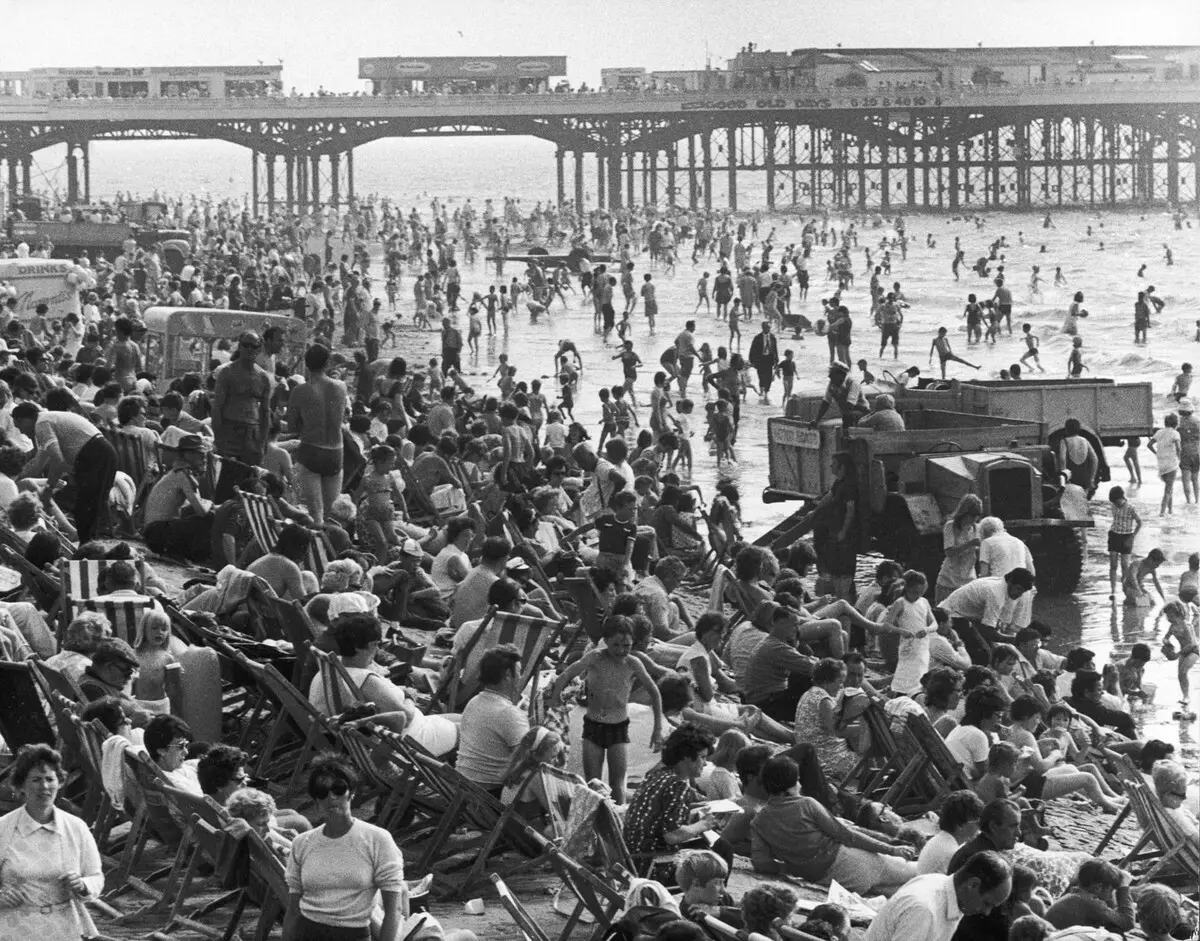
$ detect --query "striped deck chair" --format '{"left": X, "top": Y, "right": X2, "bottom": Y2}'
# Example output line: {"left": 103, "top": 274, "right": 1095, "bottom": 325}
{"left": 107, "top": 427, "right": 160, "bottom": 533}
{"left": 243, "top": 828, "right": 291, "bottom": 941}
{"left": 243, "top": 656, "right": 337, "bottom": 793}
{"left": 447, "top": 606, "right": 567, "bottom": 710}
{"left": 560, "top": 573, "right": 606, "bottom": 650}
{"left": 236, "top": 487, "right": 333, "bottom": 585}
{"left": 396, "top": 459, "right": 441, "bottom": 524}
{"left": 521, "top": 823, "right": 631, "bottom": 941}
{"left": 58, "top": 557, "right": 148, "bottom": 638}
{"left": 501, "top": 509, "right": 563, "bottom": 618}
{"left": 1094, "top": 754, "right": 1143, "bottom": 855}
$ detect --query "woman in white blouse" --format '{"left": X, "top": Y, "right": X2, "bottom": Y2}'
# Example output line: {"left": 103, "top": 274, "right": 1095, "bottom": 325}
{"left": 0, "top": 744, "right": 104, "bottom": 937}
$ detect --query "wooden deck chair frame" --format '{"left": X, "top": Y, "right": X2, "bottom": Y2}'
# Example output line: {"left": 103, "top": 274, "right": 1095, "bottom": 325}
{"left": 490, "top": 873, "right": 553, "bottom": 941}
{"left": 154, "top": 786, "right": 246, "bottom": 940}
{"left": 192, "top": 626, "right": 279, "bottom": 755}
{"left": 709, "top": 563, "right": 754, "bottom": 627}
{"left": 841, "top": 700, "right": 905, "bottom": 797}
{"left": 70, "top": 716, "right": 130, "bottom": 863}
{"left": 263, "top": 595, "right": 317, "bottom": 687}
{"left": 881, "top": 712, "right": 971, "bottom": 816}
{"left": 106, "top": 751, "right": 184, "bottom": 912}
{"left": 243, "top": 827, "right": 291, "bottom": 941}
{"left": 338, "top": 725, "right": 445, "bottom": 839}
{"left": 501, "top": 508, "right": 564, "bottom": 618}
{"left": 396, "top": 458, "right": 441, "bottom": 524}
{"left": 236, "top": 485, "right": 334, "bottom": 583}
{"left": 401, "top": 744, "right": 537, "bottom": 897}
{"left": 247, "top": 657, "right": 337, "bottom": 793}
{"left": 775, "top": 922, "right": 831, "bottom": 941}
{"left": 558, "top": 572, "right": 607, "bottom": 658}
{"left": 530, "top": 829, "right": 629, "bottom": 941}
{"left": 1094, "top": 754, "right": 1143, "bottom": 856}
{"left": 107, "top": 427, "right": 161, "bottom": 534}
{"left": 1118, "top": 780, "right": 1200, "bottom": 887}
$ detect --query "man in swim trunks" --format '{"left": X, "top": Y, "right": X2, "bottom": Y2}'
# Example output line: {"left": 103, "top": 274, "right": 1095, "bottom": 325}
{"left": 212, "top": 331, "right": 273, "bottom": 501}
{"left": 287, "top": 344, "right": 349, "bottom": 525}
{"left": 992, "top": 277, "right": 1014, "bottom": 335}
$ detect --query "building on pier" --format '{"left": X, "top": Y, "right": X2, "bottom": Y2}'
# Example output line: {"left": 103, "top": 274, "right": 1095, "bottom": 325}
{"left": 0, "top": 65, "right": 283, "bottom": 100}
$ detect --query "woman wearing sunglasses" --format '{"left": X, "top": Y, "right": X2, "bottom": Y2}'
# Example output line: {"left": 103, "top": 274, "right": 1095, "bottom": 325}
{"left": 283, "top": 754, "right": 405, "bottom": 941}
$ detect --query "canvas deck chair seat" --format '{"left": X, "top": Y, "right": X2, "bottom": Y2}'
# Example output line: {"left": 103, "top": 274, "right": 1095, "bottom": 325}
{"left": 841, "top": 699, "right": 905, "bottom": 797}
{"left": 107, "top": 750, "right": 185, "bottom": 911}
{"left": 237, "top": 486, "right": 333, "bottom": 583}
{"left": 0, "top": 536, "right": 64, "bottom": 620}
{"left": 59, "top": 557, "right": 150, "bottom": 640}
{"left": 106, "top": 427, "right": 161, "bottom": 533}
{"left": 560, "top": 573, "right": 606, "bottom": 654}
{"left": 446, "top": 605, "right": 566, "bottom": 711}
{"left": 241, "top": 654, "right": 337, "bottom": 792}
{"left": 339, "top": 725, "right": 447, "bottom": 838}
{"left": 0, "top": 661, "right": 57, "bottom": 787}
{"left": 397, "top": 458, "right": 444, "bottom": 524}
{"left": 522, "top": 825, "right": 630, "bottom": 941}
{"left": 707, "top": 564, "right": 755, "bottom": 624}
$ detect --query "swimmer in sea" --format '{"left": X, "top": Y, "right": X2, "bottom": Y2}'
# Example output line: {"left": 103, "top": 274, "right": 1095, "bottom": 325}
{"left": 1067, "top": 336, "right": 1089, "bottom": 379}
{"left": 1054, "top": 266, "right": 1067, "bottom": 287}
{"left": 929, "top": 327, "right": 980, "bottom": 380}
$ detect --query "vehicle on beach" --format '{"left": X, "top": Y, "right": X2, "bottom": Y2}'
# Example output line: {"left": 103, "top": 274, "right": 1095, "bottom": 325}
{"left": 762, "top": 406, "right": 1094, "bottom": 594}
{"left": 141, "top": 307, "right": 308, "bottom": 391}
{"left": 890, "top": 376, "right": 1156, "bottom": 482}
{"left": 486, "top": 244, "right": 611, "bottom": 273}
{"left": 0, "top": 257, "right": 85, "bottom": 320}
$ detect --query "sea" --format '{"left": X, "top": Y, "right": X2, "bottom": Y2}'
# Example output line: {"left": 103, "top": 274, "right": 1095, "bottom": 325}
{"left": 78, "top": 136, "right": 1200, "bottom": 779}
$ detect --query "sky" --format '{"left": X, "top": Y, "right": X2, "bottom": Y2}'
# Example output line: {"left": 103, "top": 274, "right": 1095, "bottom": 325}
{"left": 3, "top": 0, "right": 1198, "bottom": 90}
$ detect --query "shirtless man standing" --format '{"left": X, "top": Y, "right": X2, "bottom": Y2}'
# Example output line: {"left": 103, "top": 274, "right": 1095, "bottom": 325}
{"left": 212, "top": 331, "right": 273, "bottom": 501}
{"left": 287, "top": 344, "right": 349, "bottom": 525}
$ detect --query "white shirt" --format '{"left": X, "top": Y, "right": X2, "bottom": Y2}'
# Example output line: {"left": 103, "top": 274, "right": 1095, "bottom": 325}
{"left": 286, "top": 820, "right": 404, "bottom": 928}
{"left": 945, "top": 724, "right": 992, "bottom": 775}
{"left": 864, "top": 873, "right": 963, "bottom": 941}
{"left": 978, "top": 531, "right": 1034, "bottom": 578}
{"left": 456, "top": 689, "right": 529, "bottom": 787}
{"left": 917, "top": 830, "right": 962, "bottom": 875}
{"left": 940, "top": 577, "right": 1022, "bottom": 629}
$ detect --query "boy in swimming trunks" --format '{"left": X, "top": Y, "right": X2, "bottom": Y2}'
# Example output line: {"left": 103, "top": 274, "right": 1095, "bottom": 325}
{"left": 929, "top": 327, "right": 980, "bottom": 380}
{"left": 1019, "top": 323, "right": 1045, "bottom": 373}
{"left": 1107, "top": 486, "right": 1141, "bottom": 599}
{"left": 548, "top": 615, "right": 663, "bottom": 802}
{"left": 1171, "top": 363, "right": 1193, "bottom": 402}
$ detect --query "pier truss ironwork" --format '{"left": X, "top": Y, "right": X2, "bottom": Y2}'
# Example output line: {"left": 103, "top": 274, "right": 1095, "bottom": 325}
{"left": 0, "top": 87, "right": 1195, "bottom": 213}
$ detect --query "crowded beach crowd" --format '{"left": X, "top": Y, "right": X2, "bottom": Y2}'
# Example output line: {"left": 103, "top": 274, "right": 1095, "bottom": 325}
{"left": 0, "top": 190, "right": 1195, "bottom": 941}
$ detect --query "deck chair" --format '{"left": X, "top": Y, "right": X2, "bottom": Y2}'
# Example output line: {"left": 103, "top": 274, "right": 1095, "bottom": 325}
{"left": 1094, "top": 754, "right": 1144, "bottom": 856}
{"left": 108, "top": 427, "right": 161, "bottom": 533}
{"left": 237, "top": 486, "right": 334, "bottom": 584}
{"left": 491, "top": 873, "right": 554, "bottom": 941}
{"left": 244, "top": 655, "right": 337, "bottom": 792}
{"left": 262, "top": 595, "right": 317, "bottom": 688}
{"left": 338, "top": 725, "right": 446, "bottom": 838}
{"left": 107, "top": 750, "right": 184, "bottom": 909}
{"left": 841, "top": 699, "right": 905, "bottom": 797}
{"left": 70, "top": 715, "right": 128, "bottom": 858}
{"left": 0, "top": 539, "right": 64, "bottom": 624}
{"left": 399, "top": 740, "right": 538, "bottom": 897}
{"left": 882, "top": 712, "right": 972, "bottom": 816}
{"left": 774, "top": 923, "right": 831, "bottom": 941}
{"left": 1119, "top": 780, "right": 1200, "bottom": 887}
{"left": 501, "top": 508, "right": 564, "bottom": 618}
{"left": 154, "top": 786, "right": 247, "bottom": 940}
{"left": 0, "top": 660, "right": 57, "bottom": 754}
{"left": 559, "top": 573, "right": 606, "bottom": 652}
{"left": 445, "top": 606, "right": 567, "bottom": 710}
{"left": 707, "top": 564, "right": 754, "bottom": 625}
{"left": 396, "top": 459, "right": 441, "bottom": 524}
{"left": 244, "top": 828, "right": 291, "bottom": 941}
{"left": 527, "top": 828, "right": 630, "bottom": 941}
{"left": 58, "top": 557, "right": 149, "bottom": 641}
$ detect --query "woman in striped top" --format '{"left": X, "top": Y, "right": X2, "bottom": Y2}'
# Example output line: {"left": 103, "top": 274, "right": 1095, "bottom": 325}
{"left": 1107, "top": 486, "right": 1142, "bottom": 599}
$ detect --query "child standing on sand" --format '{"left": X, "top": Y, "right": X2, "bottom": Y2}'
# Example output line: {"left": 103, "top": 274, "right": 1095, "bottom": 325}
{"left": 548, "top": 616, "right": 663, "bottom": 802}
{"left": 1107, "top": 486, "right": 1142, "bottom": 599}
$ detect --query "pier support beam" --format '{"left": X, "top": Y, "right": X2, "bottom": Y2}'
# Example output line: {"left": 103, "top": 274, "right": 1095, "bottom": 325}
{"left": 574, "top": 150, "right": 584, "bottom": 209}
{"left": 311, "top": 154, "right": 320, "bottom": 212}
{"left": 687, "top": 136, "right": 698, "bottom": 210}
{"left": 330, "top": 152, "right": 341, "bottom": 207}
{"left": 346, "top": 149, "right": 355, "bottom": 203}
{"left": 266, "top": 154, "right": 276, "bottom": 216}
{"left": 764, "top": 123, "right": 776, "bottom": 211}
{"left": 81, "top": 141, "right": 90, "bottom": 202}
{"left": 555, "top": 147, "right": 565, "bottom": 206}
{"left": 727, "top": 126, "right": 737, "bottom": 211}
{"left": 66, "top": 145, "right": 79, "bottom": 205}
{"left": 251, "top": 151, "right": 259, "bottom": 215}
{"left": 21, "top": 156, "right": 31, "bottom": 197}
{"left": 666, "top": 145, "right": 676, "bottom": 208}
{"left": 701, "top": 132, "right": 713, "bottom": 211}
{"left": 596, "top": 154, "right": 605, "bottom": 209}
{"left": 626, "top": 151, "right": 635, "bottom": 208}
{"left": 648, "top": 151, "right": 658, "bottom": 206}
{"left": 607, "top": 147, "right": 622, "bottom": 209}
{"left": 285, "top": 154, "right": 295, "bottom": 212}
{"left": 7, "top": 161, "right": 17, "bottom": 200}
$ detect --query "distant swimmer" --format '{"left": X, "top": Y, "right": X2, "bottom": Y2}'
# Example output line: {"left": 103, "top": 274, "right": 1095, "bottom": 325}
{"left": 1062, "top": 291, "right": 1088, "bottom": 335}
{"left": 1054, "top": 266, "right": 1067, "bottom": 287}
{"left": 1137, "top": 264, "right": 1147, "bottom": 278}
{"left": 930, "top": 327, "right": 980, "bottom": 380}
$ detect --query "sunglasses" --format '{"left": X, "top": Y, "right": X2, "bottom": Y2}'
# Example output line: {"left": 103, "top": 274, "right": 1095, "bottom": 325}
{"left": 312, "top": 779, "right": 350, "bottom": 800}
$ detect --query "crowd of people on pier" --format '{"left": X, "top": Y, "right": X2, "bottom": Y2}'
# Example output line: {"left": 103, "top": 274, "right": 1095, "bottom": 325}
{"left": 0, "top": 190, "right": 1195, "bottom": 941}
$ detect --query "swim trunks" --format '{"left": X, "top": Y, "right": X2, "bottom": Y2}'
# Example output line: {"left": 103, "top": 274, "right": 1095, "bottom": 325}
{"left": 297, "top": 442, "right": 343, "bottom": 477}
{"left": 1106, "top": 531, "right": 1135, "bottom": 555}
{"left": 582, "top": 716, "right": 631, "bottom": 749}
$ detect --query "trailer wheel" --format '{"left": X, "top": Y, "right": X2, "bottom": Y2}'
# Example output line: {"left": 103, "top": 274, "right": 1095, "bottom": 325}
{"left": 1032, "top": 529, "right": 1085, "bottom": 595}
